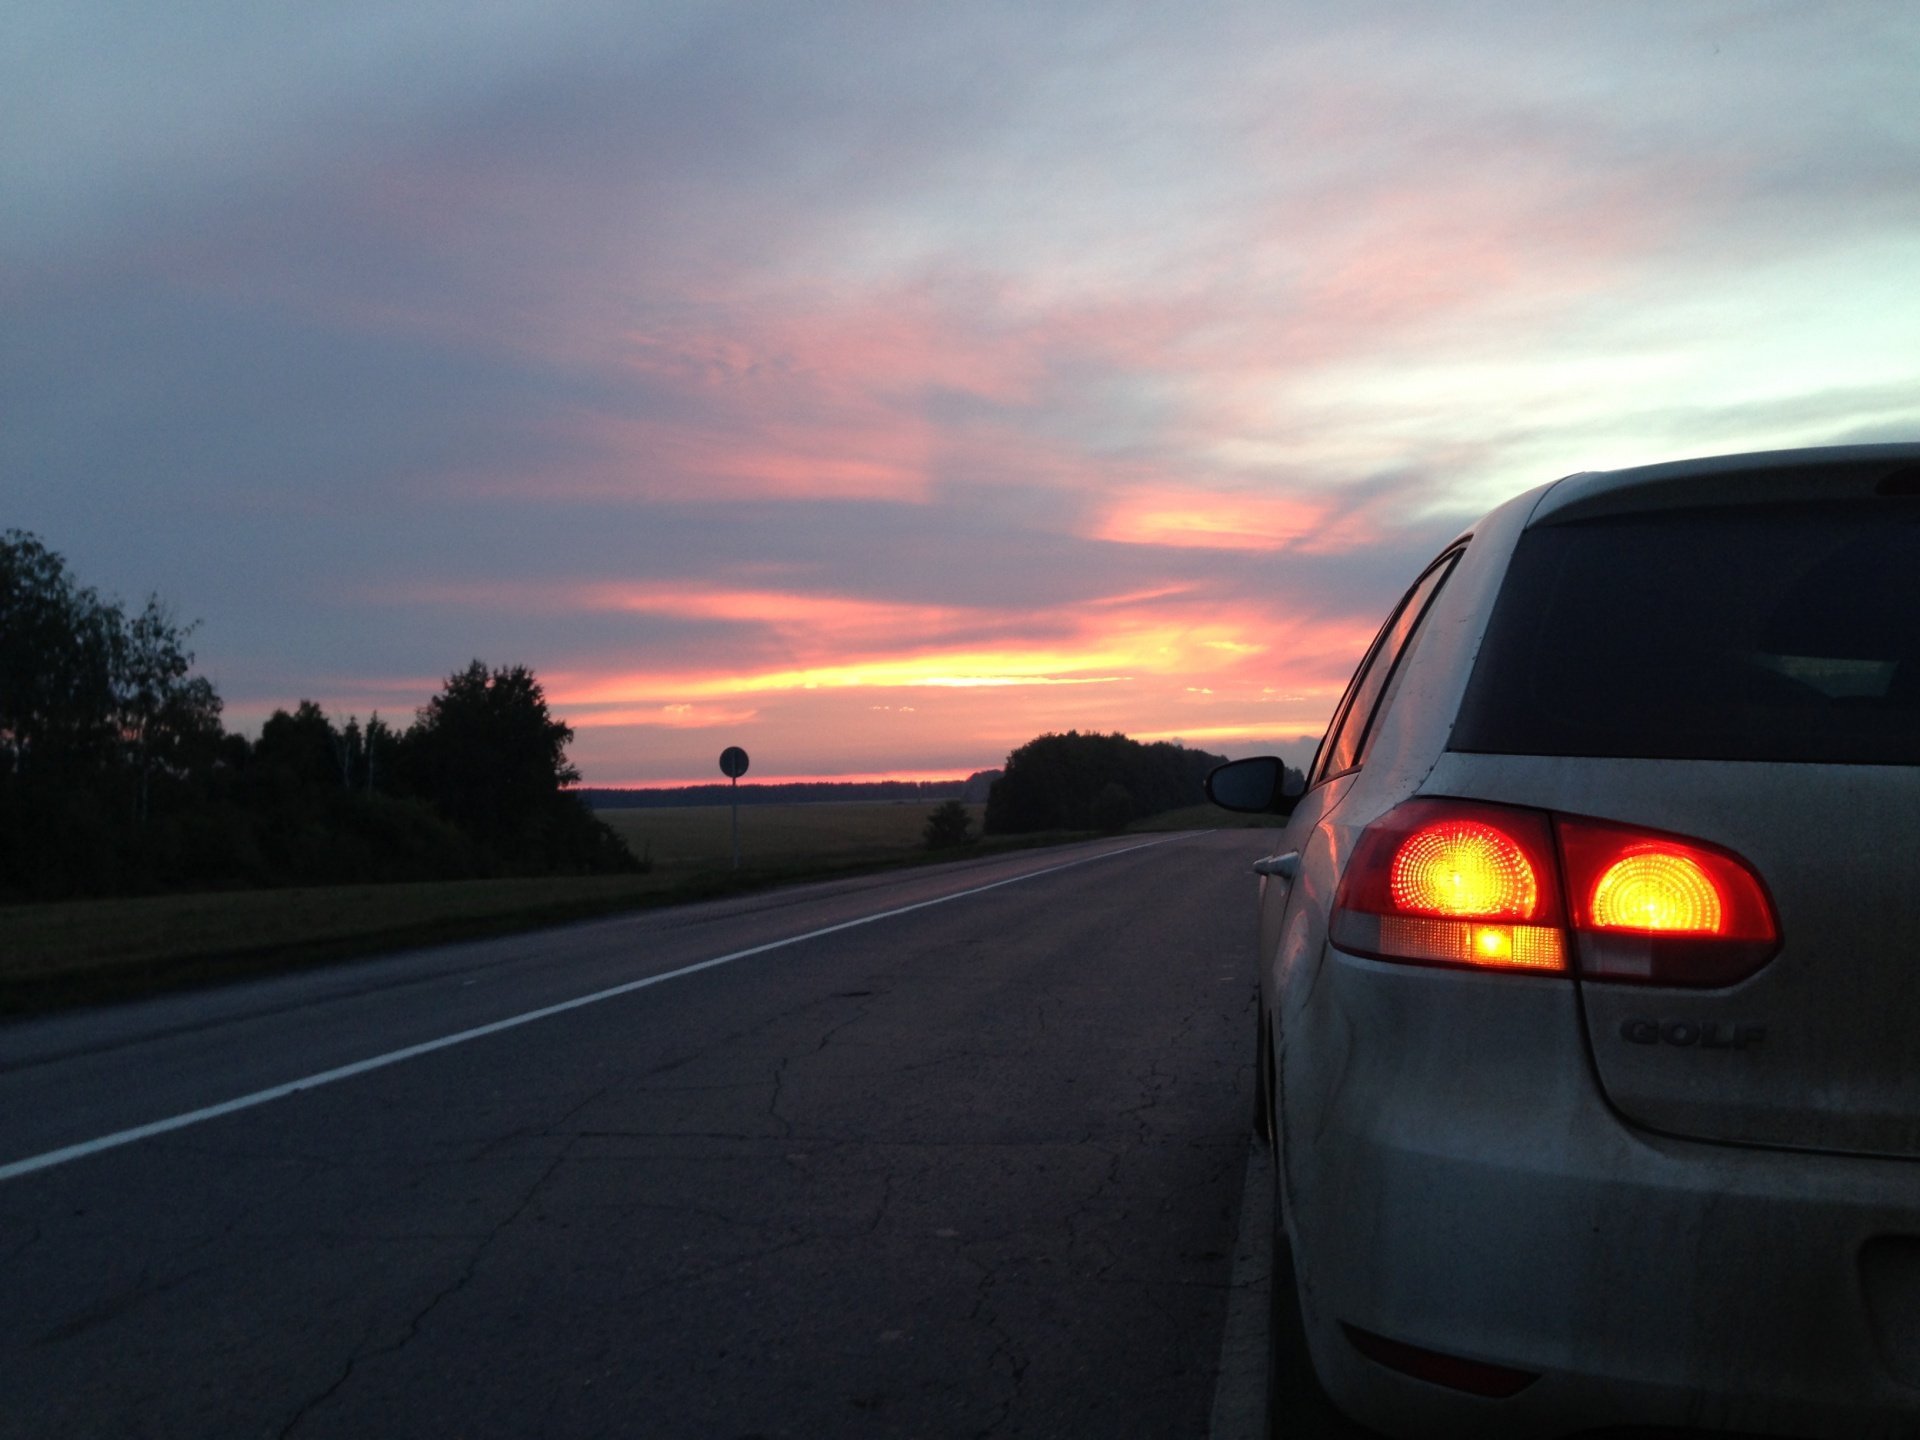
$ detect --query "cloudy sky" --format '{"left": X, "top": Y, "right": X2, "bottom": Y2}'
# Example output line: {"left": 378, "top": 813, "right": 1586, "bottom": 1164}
{"left": 7, "top": 3, "right": 1918, "bottom": 784}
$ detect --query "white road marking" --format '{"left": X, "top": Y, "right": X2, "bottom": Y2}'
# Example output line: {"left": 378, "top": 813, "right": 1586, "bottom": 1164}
{"left": 0, "top": 834, "right": 1197, "bottom": 1185}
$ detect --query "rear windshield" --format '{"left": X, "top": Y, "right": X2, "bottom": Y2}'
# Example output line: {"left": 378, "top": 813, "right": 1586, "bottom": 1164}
{"left": 1451, "top": 501, "right": 1920, "bottom": 765}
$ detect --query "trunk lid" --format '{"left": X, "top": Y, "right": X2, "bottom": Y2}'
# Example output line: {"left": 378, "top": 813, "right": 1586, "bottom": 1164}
{"left": 1424, "top": 752, "right": 1920, "bottom": 1157}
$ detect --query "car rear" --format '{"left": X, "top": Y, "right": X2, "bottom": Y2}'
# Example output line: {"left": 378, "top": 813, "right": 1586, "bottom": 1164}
{"left": 1285, "top": 446, "right": 1920, "bottom": 1436}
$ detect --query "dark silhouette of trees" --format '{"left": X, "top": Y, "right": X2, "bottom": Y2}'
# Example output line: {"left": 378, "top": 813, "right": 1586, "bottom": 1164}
{"left": 923, "top": 798, "right": 974, "bottom": 850}
{"left": 3, "top": 531, "right": 229, "bottom": 893}
{"left": 960, "top": 769, "right": 1001, "bottom": 804}
{"left": 1090, "top": 780, "right": 1136, "bottom": 833}
{"left": 117, "top": 599, "right": 224, "bottom": 821}
{"left": 2, "top": 530, "right": 122, "bottom": 778}
{"left": 399, "top": 662, "right": 575, "bottom": 843}
{"left": 256, "top": 700, "right": 343, "bottom": 790}
{"left": 983, "top": 731, "right": 1227, "bottom": 835}
{"left": 397, "top": 660, "right": 635, "bottom": 874}
{"left": 1, "top": 533, "right": 639, "bottom": 899}
{"left": 228, "top": 697, "right": 483, "bottom": 888}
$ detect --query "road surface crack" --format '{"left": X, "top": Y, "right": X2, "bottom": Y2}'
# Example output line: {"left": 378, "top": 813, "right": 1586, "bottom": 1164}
{"left": 275, "top": 1147, "right": 569, "bottom": 1438}
{"left": 767, "top": 1057, "right": 796, "bottom": 1140}
{"left": 961, "top": 1255, "right": 1029, "bottom": 1438}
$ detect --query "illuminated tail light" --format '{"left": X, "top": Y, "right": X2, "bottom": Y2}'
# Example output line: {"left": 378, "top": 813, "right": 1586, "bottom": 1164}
{"left": 1331, "top": 799, "right": 1780, "bottom": 986}
{"left": 1330, "top": 800, "right": 1569, "bottom": 973}
{"left": 1589, "top": 848, "right": 1721, "bottom": 933}
{"left": 1390, "top": 819, "right": 1538, "bottom": 918}
{"left": 1555, "top": 816, "right": 1778, "bottom": 986}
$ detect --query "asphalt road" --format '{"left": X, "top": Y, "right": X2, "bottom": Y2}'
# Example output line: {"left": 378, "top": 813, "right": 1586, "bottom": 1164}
{"left": 0, "top": 830, "right": 1277, "bottom": 1439}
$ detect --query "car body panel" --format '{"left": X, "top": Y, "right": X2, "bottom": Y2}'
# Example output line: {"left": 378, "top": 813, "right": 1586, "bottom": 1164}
{"left": 1301, "top": 946, "right": 1920, "bottom": 1438}
{"left": 1421, "top": 750, "right": 1920, "bottom": 1158}
{"left": 1532, "top": 443, "right": 1920, "bottom": 526}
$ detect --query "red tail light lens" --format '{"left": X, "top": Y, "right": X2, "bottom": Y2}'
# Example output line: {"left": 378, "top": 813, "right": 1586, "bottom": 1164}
{"left": 1390, "top": 819, "right": 1538, "bottom": 919}
{"left": 1555, "top": 816, "right": 1778, "bottom": 985}
{"left": 1331, "top": 800, "right": 1568, "bottom": 973}
{"left": 1342, "top": 1323, "right": 1538, "bottom": 1397}
{"left": 1589, "top": 848, "right": 1722, "bottom": 933}
{"left": 1331, "top": 799, "right": 1780, "bottom": 986}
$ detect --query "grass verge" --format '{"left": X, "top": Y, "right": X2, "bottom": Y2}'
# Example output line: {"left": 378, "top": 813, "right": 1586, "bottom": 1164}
{"left": 0, "top": 815, "right": 1118, "bottom": 1017}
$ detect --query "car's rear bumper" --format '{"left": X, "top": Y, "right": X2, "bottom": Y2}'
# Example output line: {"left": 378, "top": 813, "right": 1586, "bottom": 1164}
{"left": 1286, "top": 948, "right": 1920, "bottom": 1438}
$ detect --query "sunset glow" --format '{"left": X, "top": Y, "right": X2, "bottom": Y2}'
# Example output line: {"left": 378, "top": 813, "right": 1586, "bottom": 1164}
{"left": 1093, "top": 490, "right": 1333, "bottom": 552}
{"left": 9, "top": 6, "right": 1917, "bottom": 785}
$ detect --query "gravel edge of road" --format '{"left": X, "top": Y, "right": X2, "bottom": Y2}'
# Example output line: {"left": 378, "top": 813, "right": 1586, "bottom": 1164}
{"left": 1211, "top": 1142, "right": 1274, "bottom": 1440}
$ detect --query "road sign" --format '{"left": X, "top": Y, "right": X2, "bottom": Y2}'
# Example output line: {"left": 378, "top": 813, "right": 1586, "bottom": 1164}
{"left": 719, "top": 747, "right": 750, "bottom": 868}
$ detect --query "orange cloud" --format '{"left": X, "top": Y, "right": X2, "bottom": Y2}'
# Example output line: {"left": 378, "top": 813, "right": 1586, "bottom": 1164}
{"left": 580, "top": 584, "right": 971, "bottom": 639}
{"left": 544, "top": 599, "right": 1314, "bottom": 713}
{"left": 1131, "top": 723, "right": 1327, "bottom": 745}
{"left": 1092, "top": 488, "right": 1333, "bottom": 551}
{"left": 569, "top": 703, "right": 761, "bottom": 730}
{"left": 372, "top": 571, "right": 1381, "bottom": 723}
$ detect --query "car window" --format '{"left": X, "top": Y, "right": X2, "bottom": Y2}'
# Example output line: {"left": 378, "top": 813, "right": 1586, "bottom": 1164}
{"left": 1311, "top": 548, "right": 1462, "bottom": 784}
{"left": 1309, "top": 638, "right": 1385, "bottom": 789}
{"left": 1451, "top": 501, "right": 1920, "bottom": 764}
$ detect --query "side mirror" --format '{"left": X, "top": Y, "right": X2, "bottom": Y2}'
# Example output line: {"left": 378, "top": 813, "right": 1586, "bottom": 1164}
{"left": 1204, "top": 756, "right": 1304, "bottom": 816}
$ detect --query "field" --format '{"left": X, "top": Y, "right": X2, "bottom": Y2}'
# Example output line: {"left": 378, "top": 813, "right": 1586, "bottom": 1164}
{"left": 597, "top": 801, "right": 986, "bottom": 872}
{"left": 0, "top": 801, "right": 1273, "bottom": 1013}
{"left": 0, "top": 875, "right": 662, "bottom": 988}
{"left": 0, "top": 801, "right": 984, "bottom": 1012}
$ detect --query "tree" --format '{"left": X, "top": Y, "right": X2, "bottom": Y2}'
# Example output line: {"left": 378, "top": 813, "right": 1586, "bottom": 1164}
{"left": 923, "top": 798, "right": 974, "bottom": 850}
{"left": 256, "top": 701, "right": 344, "bottom": 790}
{"left": 0, "top": 529, "right": 121, "bottom": 777}
{"left": 115, "top": 598, "right": 223, "bottom": 819}
{"left": 401, "top": 661, "right": 577, "bottom": 843}
{"left": 397, "top": 660, "right": 635, "bottom": 872}
{"left": 359, "top": 713, "right": 394, "bottom": 793}
{"left": 0, "top": 532, "right": 239, "bottom": 896}
{"left": 1, "top": 530, "right": 225, "bottom": 819}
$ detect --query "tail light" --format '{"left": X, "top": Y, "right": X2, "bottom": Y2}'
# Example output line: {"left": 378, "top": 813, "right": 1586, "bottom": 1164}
{"left": 1331, "top": 799, "right": 1780, "bottom": 986}
{"left": 1330, "top": 800, "right": 1569, "bottom": 973}
{"left": 1556, "top": 816, "right": 1778, "bottom": 985}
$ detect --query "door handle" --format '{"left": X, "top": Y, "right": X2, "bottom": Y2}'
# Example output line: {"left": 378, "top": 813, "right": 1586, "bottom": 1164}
{"left": 1253, "top": 851, "right": 1299, "bottom": 879}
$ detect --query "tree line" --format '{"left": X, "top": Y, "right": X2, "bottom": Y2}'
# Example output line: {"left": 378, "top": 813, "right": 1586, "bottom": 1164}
{"left": 1, "top": 530, "right": 638, "bottom": 901}
{"left": 982, "top": 730, "right": 1231, "bottom": 834}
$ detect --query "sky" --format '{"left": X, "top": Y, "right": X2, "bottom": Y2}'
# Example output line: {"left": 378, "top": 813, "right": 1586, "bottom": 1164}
{"left": 6, "top": 3, "right": 1918, "bottom": 785}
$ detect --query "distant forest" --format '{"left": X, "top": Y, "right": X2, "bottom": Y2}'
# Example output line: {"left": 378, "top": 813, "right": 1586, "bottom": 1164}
{"left": 983, "top": 731, "right": 1229, "bottom": 834}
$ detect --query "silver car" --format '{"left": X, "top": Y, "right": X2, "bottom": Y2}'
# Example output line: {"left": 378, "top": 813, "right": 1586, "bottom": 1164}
{"left": 1208, "top": 444, "right": 1920, "bottom": 1437}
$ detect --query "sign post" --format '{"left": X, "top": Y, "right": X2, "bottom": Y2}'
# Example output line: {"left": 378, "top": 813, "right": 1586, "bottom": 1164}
{"left": 719, "top": 746, "right": 750, "bottom": 870}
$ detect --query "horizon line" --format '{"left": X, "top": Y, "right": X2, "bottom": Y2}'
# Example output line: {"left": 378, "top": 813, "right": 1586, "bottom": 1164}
{"left": 574, "top": 769, "right": 989, "bottom": 791}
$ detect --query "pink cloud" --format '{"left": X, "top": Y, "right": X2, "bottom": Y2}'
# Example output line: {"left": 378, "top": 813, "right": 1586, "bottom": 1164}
{"left": 1091, "top": 488, "right": 1330, "bottom": 551}
{"left": 375, "top": 573, "right": 1401, "bottom": 778}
